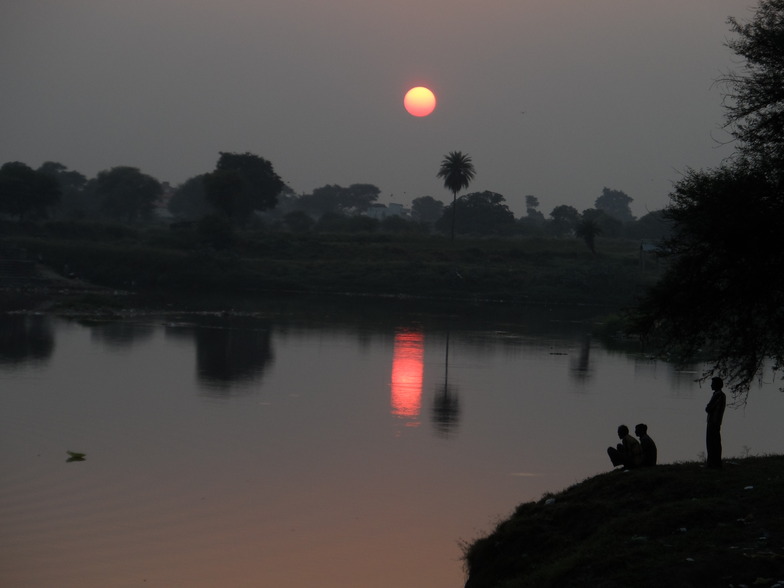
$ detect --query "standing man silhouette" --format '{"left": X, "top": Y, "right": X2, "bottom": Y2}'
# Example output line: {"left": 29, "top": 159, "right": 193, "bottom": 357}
{"left": 705, "top": 377, "right": 727, "bottom": 468}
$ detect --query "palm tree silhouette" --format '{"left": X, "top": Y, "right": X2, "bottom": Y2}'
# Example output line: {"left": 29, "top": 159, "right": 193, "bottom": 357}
{"left": 437, "top": 151, "right": 476, "bottom": 241}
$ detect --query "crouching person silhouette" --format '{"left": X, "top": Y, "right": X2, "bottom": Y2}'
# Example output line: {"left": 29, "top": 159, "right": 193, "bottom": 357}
{"left": 607, "top": 425, "right": 643, "bottom": 469}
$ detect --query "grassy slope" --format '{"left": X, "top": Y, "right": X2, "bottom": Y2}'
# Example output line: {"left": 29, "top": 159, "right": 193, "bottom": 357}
{"left": 463, "top": 455, "right": 784, "bottom": 588}
{"left": 2, "top": 227, "right": 662, "bottom": 308}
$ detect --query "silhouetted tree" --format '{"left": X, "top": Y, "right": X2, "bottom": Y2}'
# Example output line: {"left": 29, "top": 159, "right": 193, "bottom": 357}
{"left": 631, "top": 165, "right": 784, "bottom": 402}
{"left": 436, "top": 191, "right": 515, "bottom": 236}
{"left": 295, "top": 184, "right": 380, "bottom": 218}
{"left": 168, "top": 174, "right": 212, "bottom": 220}
{"left": 575, "top": 217, "right": 601, "bottom": 254}
{"left": 548, "top": 204, "right": 580, "bottom": 237}
{"left": 411, "top": 195, "right": 444, "bottom": 224}
{"left": 519, "top": 194, "right": 545, "bottom": 234}
{"left": 723, "top": 0, "right": 784, "bottom": 170}
{"left": 582, "top": 207, "right": 623, "bottom": 239}
{"left": 0, "top": 161, "right": 60, "bottom": 220}
{"left": 437, "top": 151, "right": 475, "bottom": 240}
{"left": 37, "top": 162, "right": 88, "bottom": 219}
{"left": 630, "top": 0, "right": 784, "bottom": 403}
{"left": 86, "top": 166, "right": 162, "bottom": 223}
{"left": 595, "top": 187, "right": 635, "bottom": 223}
{"left": 204, "top": 152, "right": 284, "bottom": 225}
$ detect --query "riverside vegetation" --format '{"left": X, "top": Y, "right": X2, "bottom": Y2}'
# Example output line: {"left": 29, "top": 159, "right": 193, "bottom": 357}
{"left": 0, "top": 219, "right": 661, "bottom": 312}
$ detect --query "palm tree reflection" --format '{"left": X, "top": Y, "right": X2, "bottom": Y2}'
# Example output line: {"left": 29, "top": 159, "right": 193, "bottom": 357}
{"left": 431, "top": 330, "right": 460, "bottom": 437}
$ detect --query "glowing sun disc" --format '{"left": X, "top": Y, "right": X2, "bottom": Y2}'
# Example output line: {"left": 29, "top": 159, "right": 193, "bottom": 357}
{"left": 404, "top": 86, "right": 436, "bottom": 117}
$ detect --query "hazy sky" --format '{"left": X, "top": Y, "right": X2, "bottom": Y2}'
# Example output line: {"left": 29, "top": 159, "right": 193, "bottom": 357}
{"left": 1, "top": 0, "right": 754, "bottom": 217}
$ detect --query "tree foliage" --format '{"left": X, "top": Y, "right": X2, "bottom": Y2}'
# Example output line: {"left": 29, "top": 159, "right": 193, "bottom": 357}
{"left": 0, "top": 161, "right": 61, "bottom": 221}
{"left": 631, "top": 0, "right": 784, "bottom": 402}
{"left": 723, "top": 0, "right": 784, "bottom": 169}
{"left": 437, "top": 151, "right": 476, "bottom": 240}
{"left": 87, "top": 166, "right": 162, "bottom": 223}
{"left": 168, "top": 174, "right": 211, "bottom": 220}
{"left": 548, "top": 205, "right": 580, "bottom": 237}
{"left": 37, "top": 162, "right": 87, "bottom": 219}
{"left": 295, "top": 184, "right": 380, "bottom": 218}
{"left": 595, "top": 187, "right": 635, "bottom": 223}
{"left": 204, "top": 152, "right": 284, "bottom": 225}
{"left": 411, "top": 195, "right": 444, "bottom": 224}
{"left": 436, "top": 191, "right": 515, "bottom": 236}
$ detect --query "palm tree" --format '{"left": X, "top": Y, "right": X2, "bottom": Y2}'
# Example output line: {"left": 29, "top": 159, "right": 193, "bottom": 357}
{"left": 437, "top": 151, "right": 476, "bottom": 240}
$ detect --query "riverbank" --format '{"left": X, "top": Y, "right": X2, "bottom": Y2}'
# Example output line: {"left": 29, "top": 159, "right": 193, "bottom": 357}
{"left": 463, "top": 455, "right": 784, "bottom": 588}
{"left": 1, "top": 222, "right": 662, "bottom": 311}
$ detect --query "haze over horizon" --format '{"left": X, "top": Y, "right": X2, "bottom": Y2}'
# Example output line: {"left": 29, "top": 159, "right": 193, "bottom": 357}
{"left": 1, "top": 1, "right": 751, "bottom": 217}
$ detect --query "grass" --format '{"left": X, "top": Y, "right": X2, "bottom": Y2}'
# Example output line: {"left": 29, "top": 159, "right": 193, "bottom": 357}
{"left": 462, "top": 455, "right": 784, "bottom": 588}
{"left": 2, "top": 222, "right": 663, "bottom": 308}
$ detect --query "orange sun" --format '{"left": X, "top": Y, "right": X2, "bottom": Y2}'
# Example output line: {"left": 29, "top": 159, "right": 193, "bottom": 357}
{"left": 404, "top": 86, "right": 436, "bottom": 117}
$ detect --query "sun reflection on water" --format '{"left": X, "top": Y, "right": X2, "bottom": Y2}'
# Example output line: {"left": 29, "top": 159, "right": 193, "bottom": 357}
{"left": 390, "top": 329, "right": 424, "bottom": 426}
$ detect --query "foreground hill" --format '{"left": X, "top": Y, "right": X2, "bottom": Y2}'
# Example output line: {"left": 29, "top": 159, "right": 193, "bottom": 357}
{"left": 463, "top": 456, "right": 784, "bottom": 588}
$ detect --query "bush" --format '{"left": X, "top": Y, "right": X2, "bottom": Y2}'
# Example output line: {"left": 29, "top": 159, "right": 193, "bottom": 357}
{"left": 197, "top": 214, "right": 236, "bottom": 249}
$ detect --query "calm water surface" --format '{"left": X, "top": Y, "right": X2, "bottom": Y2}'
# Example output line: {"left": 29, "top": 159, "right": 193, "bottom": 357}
{"left": 1, "top": 305, "right": 782, "bottom": 587}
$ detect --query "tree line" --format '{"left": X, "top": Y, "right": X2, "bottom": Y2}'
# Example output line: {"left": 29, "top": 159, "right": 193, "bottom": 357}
{"left": 0, "top": 150, "right": 670, "bottom": 248}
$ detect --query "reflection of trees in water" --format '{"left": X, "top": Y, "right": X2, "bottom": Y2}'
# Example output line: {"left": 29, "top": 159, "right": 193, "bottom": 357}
{"left": 570, "top": 334, "right": 593, "bottom": 382}
{"left": 86, "top": 321, "right": 155, "bottom": 349}
{"left": 0, "top": 314, "right": 54, "bottom": 366}
{"left": 431, "top": 331, "right": 460, "bottom": 437}
{"left": 193, "top": 318, "right": 274, "bottom": 394}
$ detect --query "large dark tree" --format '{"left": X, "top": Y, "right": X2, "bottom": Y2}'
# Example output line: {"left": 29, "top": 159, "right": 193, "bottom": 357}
{"left": 411, "top": 195, "right": 444, "bottom": 224}
{"left": 631, "top": 166, "right": 784, "bottom": 403}
{"left": 437, "top": 151, "right": 475, "bottom": 241}
{"left": 37, "top": 162, "right": 88, "bottom": 219}
{"left": 87, "top": 166, "right": 162, "bottom": 223}
{"left": 436, "top": 191, "right": 515, "bottom": 236}
{"left": 168, "top": 174, "right": 211, "bottom": 220}
{"left": 722, "top": 0, "right": 784, "bottom": 171}
{"left": 630, "top": 0, "right": 784, "bottom": 403}
{"left": 204, "top": 152, "right": 284, "bottom": 225}
{"left": 0, "top": 161, "right": 61, "bottom": 221}
{"left": 595, "top": 187, "right": 635, "bottom": 223}
{"left": 548, "top": 204, "right": 580, "bottom": 237}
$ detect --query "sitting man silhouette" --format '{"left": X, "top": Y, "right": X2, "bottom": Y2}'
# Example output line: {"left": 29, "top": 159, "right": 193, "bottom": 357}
{"left": 607, "top": 424, "right": 643, "bottom": 469}
{"left": 634, "top": 423, "right": 657, "bottom": 466}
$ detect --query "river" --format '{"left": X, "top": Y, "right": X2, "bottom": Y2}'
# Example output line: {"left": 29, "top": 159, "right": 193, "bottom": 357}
{"left": 1, "top": 302, "right": 781, "bottom": 587}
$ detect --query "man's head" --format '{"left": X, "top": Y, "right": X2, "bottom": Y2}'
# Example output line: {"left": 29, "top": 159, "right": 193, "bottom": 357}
{"left": 617, "top": 425, "right": 629, "bottom": 439}
{"left": 711, "top": 377, "right": 724, "bottom": 391}
{"left": 634, "top": 423, "right": 647, "bottom": 437}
